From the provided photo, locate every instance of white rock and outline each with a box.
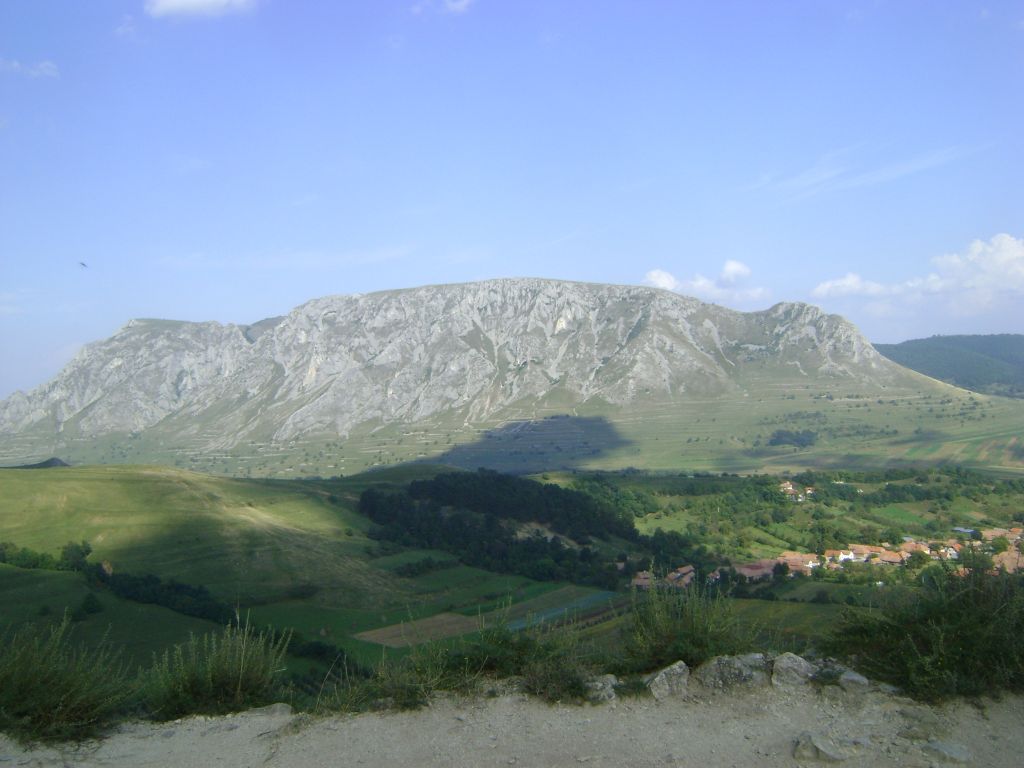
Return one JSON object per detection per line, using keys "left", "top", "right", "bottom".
{"left": 771, "top": 652, "right": 817, "bottom": 688}
{"left": 644, "top": 661, "right": 690, "bottom": 701}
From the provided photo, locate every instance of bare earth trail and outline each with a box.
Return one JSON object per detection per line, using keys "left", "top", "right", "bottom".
{"left": 3, "top": 686, "right": 1021, "bottom": 768}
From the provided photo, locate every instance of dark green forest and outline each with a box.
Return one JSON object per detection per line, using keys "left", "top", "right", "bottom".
{"left": 360, "top": 470, "right": 716, "bottom": 588}
{"left": 876, "top": 334, "right": 1024, "bottom": 398}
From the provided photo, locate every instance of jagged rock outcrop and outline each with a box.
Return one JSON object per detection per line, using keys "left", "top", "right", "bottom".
{"left": 0, "top": 278, "right": 909, "bottom": 464}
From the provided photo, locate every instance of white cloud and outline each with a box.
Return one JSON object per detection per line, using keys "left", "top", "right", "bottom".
{"left": 145, "top": 0, "right": 256, "bottom": 18}
{"left": 644, "top": 269, "right": 680, "bottom": 291}
{"left": 645, "top": 261, "right": 767, "bottom": 305}
{"left": 720, "top": 259, "right": 751, "bottom": 284}
{"left": 812, "top": 273, "right": 893, "bottom": 298}
{"left": 0, "top": 58, "right": 59, "bottom": 78}
{"left": 812, "top": 234, "right": 1024, "bottom": 316}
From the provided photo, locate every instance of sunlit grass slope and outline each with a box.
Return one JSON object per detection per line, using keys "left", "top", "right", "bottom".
{"left": 0, "top": 465, "right": 399, "bottom": 606}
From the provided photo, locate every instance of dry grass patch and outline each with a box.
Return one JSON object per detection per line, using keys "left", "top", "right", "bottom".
{"left": 355, "top": 613, "right": 480, "bottom": 647}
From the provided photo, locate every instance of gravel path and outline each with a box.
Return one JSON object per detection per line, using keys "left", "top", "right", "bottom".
{"left": 2, "top": 686, "right": 1020, "bottom": 767}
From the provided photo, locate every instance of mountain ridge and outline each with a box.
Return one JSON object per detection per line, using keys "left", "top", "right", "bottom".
{"left": 1, "top": 278, "right": 1019, "bottom": 474}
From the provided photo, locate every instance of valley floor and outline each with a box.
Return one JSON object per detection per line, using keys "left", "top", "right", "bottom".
{"left": 4, "top": 685, "right": 1021, "bottom": 768}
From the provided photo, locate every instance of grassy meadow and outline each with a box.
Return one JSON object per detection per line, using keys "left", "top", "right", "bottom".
{"left": 2, "top": 444, "right": 1023, "bottom": 711}
{"left": 0, "top": 464, "right": 616, "bottom": 669}
{"left": 7, "top": 370, "right": 1024, "bottom": 478}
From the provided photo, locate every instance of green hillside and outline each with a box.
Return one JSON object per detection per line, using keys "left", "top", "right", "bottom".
{"left": 0, "top": 563, "right": 221, "bottom": 667}
{"left": 0, "top": 465, "right": 613, "bottom": 666}
{"left": 16, "top": 373, "right": 1024, "bottom": 477}
{"left": 0, "top": 465, "right": 384, "bottom": 606}
{"left": 876, "top": 334, "right": 1024, "bottom": 399}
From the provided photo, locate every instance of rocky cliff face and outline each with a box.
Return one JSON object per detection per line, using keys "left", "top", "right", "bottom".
{"left": 0, "top": 279, "right": 904, "bottom": 459}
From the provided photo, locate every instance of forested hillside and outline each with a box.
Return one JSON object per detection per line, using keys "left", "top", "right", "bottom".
{"left": 876, "top": 334, "right": 1024, "bottom": 398}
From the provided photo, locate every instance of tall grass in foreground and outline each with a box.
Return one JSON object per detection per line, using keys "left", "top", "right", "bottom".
{"left": 316, "top": 616, "right": 592, "bottom": 712}
{"left": 0, "top": 617, "right": 133, "bottom": 743}
{"left": 619, "top": 585, "right": 757, "bottom": 673}
{"left": 144, "top": 618, "right": 291, "bottom": 719}
{"left": 824, "top": 565, "right": 1024, "bottom": 701}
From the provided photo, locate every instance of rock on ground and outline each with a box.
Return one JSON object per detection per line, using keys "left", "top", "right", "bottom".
{"left": 644, "top": 661, "right": 689, "bottom": 701}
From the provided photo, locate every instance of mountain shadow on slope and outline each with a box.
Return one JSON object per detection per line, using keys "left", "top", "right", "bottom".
{"left": 1, "top": 457, "right": 70, "bottom": 469}
{"left": 428, "top": 415, "right": 631, "bottom": 474}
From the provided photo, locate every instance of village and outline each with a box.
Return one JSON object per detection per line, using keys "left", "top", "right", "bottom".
{"left": 631, "top": 480, "right": 1024, "bottom": 589}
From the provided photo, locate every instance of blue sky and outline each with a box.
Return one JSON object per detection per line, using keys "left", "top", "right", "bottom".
{"left": 1, "top": 0, "right": 1023, "bottom": 398}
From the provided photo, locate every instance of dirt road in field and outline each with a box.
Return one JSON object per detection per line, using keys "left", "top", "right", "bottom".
{"left": 4, "top": 682, "right": 1022, "bottom": 768}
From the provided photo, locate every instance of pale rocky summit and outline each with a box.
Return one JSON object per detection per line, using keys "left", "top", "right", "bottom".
{"left": 0, "top": 278, "right": 907, "bottom": 465}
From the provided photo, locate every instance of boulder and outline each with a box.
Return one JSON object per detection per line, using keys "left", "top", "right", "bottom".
{"left": 837, "top": 670, "right": 870, "bottom": 693}
{"left": 242, "top": 703, "right": 294, "bottom": 718}
{"left": 771, "top": 652, "right": 816, "bottom": 688}
{"left": 921, "top": 740, "right": 972, "bottom": 764}
{"left": 644, "top": 661, "right": 690, "bottom": 701}
{"left": 586, "top": 674, "right": 619, "bottom": 704}
{"left": 693, "top": 654, "right": 769, "bottom": 690}
{"left": 793, "top": 731, "right": 849, "bottom": 762}
{"left": 898, "top": 706, "right": 947, "bottom": 741}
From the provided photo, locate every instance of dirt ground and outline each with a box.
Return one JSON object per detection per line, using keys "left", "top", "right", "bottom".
{"left": 3, "top": 682, "right": 1021, "bottom": 768}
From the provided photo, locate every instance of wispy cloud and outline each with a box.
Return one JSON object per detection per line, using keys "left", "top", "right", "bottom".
{"left": 443, "top": 0, "right": 476, "bottom": 13}
{"left": 249, "top": 247, "right": 412, "bottom": 270}
{"left": 812, "top": 233, "right": 1024, "bottom": 317}
{"left": 0, "top": 292, "right": 24, "bottom": 316}
{"left": 145, "top": 0, "right": 256, "bottom": 18}
{"left": 159, "top": 246, "right": 413, "bottom": 272}
{"left": 115, "top": 15, "right": 139, "bottom": 39}
{"left": 645, "top": 260, "right": 768, "bottom": 306}
{"left": 166, "top": 153, "right": 211, "bottom": 176}
{"left": 753, "top": 146, "right": 973, "bottom": 201}
{"left": 412, "top": 0, "right": 477, "bottom": 15}
{"left": 0, "top": 58, "right": 59, "bottom": 78}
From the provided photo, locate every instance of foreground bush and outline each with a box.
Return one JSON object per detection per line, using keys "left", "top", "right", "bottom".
{"left": 318, "top": 618, "right": 592, "bottom": 713}
{"left": 620, "top": 585, "right": 756, "bottom": 673}
{"left": 145, "top": 619, "right": 291, "bottom": 718}
{"left": 0, "top": 617, "right": 132, "bottom": 742}
{"left": 458, "top": 620, "right": 591, "bottom": 702}
{"left": 824, "top": 565, "right": 1024, "bottom": 700}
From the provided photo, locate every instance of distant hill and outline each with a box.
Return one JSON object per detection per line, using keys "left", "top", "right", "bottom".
{"left": 875, "top": 335, "right": 1024, "bottom": 399}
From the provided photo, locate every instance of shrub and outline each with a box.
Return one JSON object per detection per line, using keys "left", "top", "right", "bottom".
{"left": 448, "top": 619, "right": 591, "bottom": 703}
{"left": 0, "top": 617, "right": 133, "bottom": 742}
{"left": 318, "top": 616, "right": 593, "bottom": 713}
{"left": 824, "top": 565, "right": 1024, "bottom": 700}
{"left": 619, "top": 585, "right": 756, "bottom": 673}
{"left": 316, "top": 641, "right": 474, "bottom": 714}
{"left": 144, "top": 618, "right": 291, "bottom": 719}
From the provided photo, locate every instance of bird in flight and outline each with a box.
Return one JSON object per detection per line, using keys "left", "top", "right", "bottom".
{"left": 79, "top": 262, "right": 88, "bottom": 268}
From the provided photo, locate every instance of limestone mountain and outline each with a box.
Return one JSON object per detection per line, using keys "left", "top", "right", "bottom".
{"left": 1, "top": 279, "right": 1015, "bottom": 474}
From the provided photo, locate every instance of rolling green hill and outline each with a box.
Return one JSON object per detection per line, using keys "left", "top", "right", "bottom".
{"left": 876, "top": 334, "right": 1024, "bottom": 399}
{"left": 0, "top": 465, "right": 616, "bottom": 666}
